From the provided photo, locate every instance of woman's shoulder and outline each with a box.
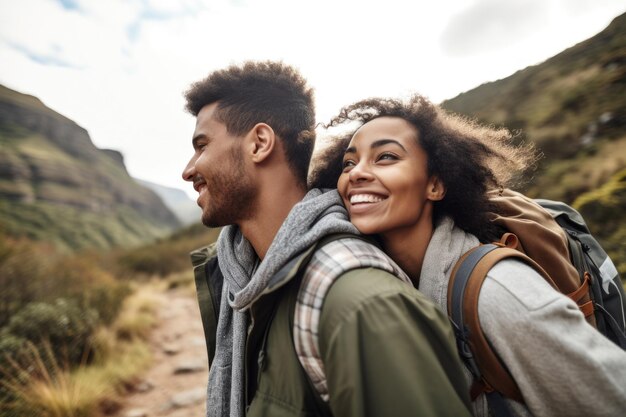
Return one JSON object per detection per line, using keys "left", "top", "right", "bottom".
{"left": 479, "top": 258, "right": 565, "bottom": 313}
{"left": 476, "top": 257, "right": 583, "bottom": 350}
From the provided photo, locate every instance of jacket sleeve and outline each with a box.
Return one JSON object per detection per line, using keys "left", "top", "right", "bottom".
{"left": 479, "top": 259, "right": 626, "bottom": 416}
{"left": 318, "top": 268, "right": 472, "bottom": 417}
{"left": 190, "top": 243, "right": 222, "bottom": 367}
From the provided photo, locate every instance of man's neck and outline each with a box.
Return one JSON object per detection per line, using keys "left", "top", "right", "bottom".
{"left": 239, "top": 184, "right": 307, "bottom": 260}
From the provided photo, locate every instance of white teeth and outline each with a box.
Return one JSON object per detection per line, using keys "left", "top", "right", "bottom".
{"left": 350, "top": 194, "right": 385, "bottom": 204}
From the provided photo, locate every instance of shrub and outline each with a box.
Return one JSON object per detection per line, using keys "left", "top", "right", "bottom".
{"left": 0, "top": 332, "right": 26, "bottom": 366}
{"left": 5, "top": 299, "right": 98, "bottom": 366}
{"left": 0, "top": 236, "right": 54, "bottom": 327}
{"left": 0, "top": 332, "right": 27, "bottom": 401}
{"left": 47, "top": 255, "right": 131, "bottom": 325}
{"left": 116, "top": 224, "right": 219, "bottom": 277}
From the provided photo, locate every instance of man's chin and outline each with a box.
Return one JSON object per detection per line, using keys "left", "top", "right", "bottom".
{"left": 201, "top": 216, "right": 220, "bottom": 228}
{"left": 201, "top": 212, "right": 227, "bottom": 228}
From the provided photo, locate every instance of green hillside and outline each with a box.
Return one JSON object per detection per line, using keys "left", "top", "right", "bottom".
{"left": 0, "top": 84, "right": 181, "bottom": 251}
{"left": 442, "top": 13, "right": 626, "bottom": 274}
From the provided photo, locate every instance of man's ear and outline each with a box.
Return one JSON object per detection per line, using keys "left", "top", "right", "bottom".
{"left": 246, "top": 123, "right": 276, "bottom": 163}
{"left": 427, "top": 176, "right": 446, "bottom": 201}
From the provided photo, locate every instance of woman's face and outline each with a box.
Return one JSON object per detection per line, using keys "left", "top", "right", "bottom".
{"left": 337, "top": 116, "right": 443, "bottom": 237}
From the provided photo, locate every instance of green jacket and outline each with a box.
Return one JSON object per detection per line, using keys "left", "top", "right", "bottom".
{"left": 191, "top": 240, "right": 471, "bottom": 417}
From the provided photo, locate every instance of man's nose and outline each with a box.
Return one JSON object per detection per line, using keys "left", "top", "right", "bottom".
{"left": 182, "top": 157, "right": 197, "bottom": 182}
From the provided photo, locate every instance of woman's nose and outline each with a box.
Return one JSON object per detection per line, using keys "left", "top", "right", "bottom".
{"left": 348, "top": 162, "right": 373, "bottom": 183}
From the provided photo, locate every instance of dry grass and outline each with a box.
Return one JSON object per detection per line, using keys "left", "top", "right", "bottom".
{"left": 112, "top": 286, "right": 161, "bottom": 341}
{"left": 165, "top": 270, "right": 196, "bottom": 297}
{"left": 0, "top": 288, "right": 160, "bottom": 417}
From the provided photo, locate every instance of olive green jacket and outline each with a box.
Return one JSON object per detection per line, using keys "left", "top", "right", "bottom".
{"left": 191, "top": 241, "right": 471, "bottom": 417}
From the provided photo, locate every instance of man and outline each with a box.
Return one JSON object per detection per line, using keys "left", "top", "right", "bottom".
{"left": 182, "top": 61, "right": 471, "bottom": 417}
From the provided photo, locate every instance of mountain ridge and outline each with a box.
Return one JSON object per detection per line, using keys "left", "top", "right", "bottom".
{"left": 0, "top": 84, "right": 181, "bottom": 251}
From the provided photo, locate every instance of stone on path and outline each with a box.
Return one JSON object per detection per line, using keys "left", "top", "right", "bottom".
{"left": 124, "top": 409, "right": 148, "bottom": 417}
{"left": 162, "top": 343, "right": 182, "bottom": 355}
{"left": 166, "top": 387, "right": 206, "bottom": 409}
{"left": 135, "top": 380, "right": 154, "bottom": 393}
{"left": 190, "top": 337, "right": 206, "bottom": 347}
{"left": 173, "top": 358, "right": 206, "bottom": 374}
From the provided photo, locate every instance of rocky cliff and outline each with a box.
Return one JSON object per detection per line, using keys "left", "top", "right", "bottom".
{"left": 0, "top": 84, "right": 181, "bottom": 250}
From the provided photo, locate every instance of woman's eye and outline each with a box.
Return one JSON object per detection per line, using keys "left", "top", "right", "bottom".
{"left": 342, "top": 160, "right": 355, "bottom": 170}
{"left": 377, "top": 152, "right": 398, "bottom": 162}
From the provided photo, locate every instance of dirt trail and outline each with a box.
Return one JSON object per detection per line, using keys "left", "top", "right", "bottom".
{"left": 116, "top": 288, "right": 208, "bottom": 417}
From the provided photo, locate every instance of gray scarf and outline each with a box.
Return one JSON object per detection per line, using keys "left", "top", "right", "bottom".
{"left": 418, "top": 216, "right": 498, "bottom": 417}
{"left": 418, "top": 216, "right": 479, "bottom": 311}
{"left": 207, "top": 188, "right": 358, "bottom": 417}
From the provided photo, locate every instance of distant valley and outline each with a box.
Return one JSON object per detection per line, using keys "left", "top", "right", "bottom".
{"left": 136, "top": 179, "right": 201, "bottom": 226}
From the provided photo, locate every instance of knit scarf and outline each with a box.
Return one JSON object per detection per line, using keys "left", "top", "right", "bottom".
{"left": 418, "top": 216, "right": 495, "bottom": 416}
{"left": 207, "top": 188, "right": 359, "bottom": 417}
{"left": 418, "top": 216, "right": 479, "bottom": 312}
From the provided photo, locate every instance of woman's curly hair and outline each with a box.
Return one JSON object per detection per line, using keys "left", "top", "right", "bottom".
{"left": 309, "top": 94, "right": 538, "bottom": 242}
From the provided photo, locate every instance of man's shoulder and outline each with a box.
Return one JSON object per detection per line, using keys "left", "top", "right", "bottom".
{"left": 300, "top": 235, "right": 413, "bottom": 312}
{"left": 306, "top": 236, "right": 409, "bottom": 281}
{"left": 318, "top": 268, "right": 448, "bottom": 351}
{"left": 324, "top": 267, "right": 422, "bottom": 311}
{"left": 190, "top": 241, "right": 218, "bottom": 267}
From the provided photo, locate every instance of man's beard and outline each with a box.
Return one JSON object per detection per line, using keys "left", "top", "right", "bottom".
{"left": 201, "top": 150, "right": 257, "bottom": 228}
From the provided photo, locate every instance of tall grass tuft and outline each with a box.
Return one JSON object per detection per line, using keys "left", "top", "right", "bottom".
{"left": 113, "top": 286, "right": 160, "bottom": 341}
{"left": 1, "top": 341, "right": 105, "bottom": 417}
{"left": 0, "top": 290, "right": 157, "bottom": 417}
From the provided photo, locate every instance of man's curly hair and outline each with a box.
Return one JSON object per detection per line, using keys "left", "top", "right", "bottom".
{"left": 309, "top": 95, "right": 538, "bottom": 242}
{"left": 185, "top": 61, "right": 316, "bottom": 185}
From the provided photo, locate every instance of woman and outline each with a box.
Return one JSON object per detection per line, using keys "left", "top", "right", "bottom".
{"left": 309, "top": 95, "right": 626, "bottom": 417}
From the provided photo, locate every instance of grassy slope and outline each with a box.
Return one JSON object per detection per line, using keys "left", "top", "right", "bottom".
{"left": 443, "top": 13, "right": 626, "bottom": 202}
{"left": 0, "top": 89, "right": 180, "bottom": 251}
{"left": 0, "top": 84, "right": 66, "bottom": 120}
{"left": 442, "top": 13, "right": 626, "bottom": 274}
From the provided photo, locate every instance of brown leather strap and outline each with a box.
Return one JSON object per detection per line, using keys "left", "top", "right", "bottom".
{"left": 462, "top": 247, "right": 556, "bottom": 404}
{"left": 579, "top": 300, "right": 595, "bottom": 317}
{"left": 565, "top": 272, "right": 595, "bottom": 317}
{"left": 498, "top": 233, "right": 520, "bottom": 250}
{"left": 567, "top": 272, "right": 590, "bottom": 303}
{"left": 470, "top": 379, "right": 493, "bottom": 400}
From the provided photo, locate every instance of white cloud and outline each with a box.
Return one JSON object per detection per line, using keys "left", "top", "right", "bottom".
{"left": 440, "top": 0, "right": 549, "bottom": 56}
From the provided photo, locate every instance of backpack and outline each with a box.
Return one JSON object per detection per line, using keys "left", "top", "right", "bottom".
{"left": 447, "top": 189, "right": 626, "bottom": 415}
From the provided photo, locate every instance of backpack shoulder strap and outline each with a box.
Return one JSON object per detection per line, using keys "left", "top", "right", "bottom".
{"left": 448, "top": 243, "right": 557, "bottom": 405}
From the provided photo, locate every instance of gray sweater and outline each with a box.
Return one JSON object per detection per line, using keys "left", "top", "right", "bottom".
{"left": 420, "top": 217, "right": 626, "bottom": 417}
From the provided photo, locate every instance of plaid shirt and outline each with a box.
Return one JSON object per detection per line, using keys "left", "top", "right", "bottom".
{"left": 293, "top": 237, "right": 411, "bottom": 401}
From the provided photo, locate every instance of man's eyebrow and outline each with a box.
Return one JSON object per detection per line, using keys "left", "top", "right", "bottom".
{"left": 344, "top": 139, "right": 406, "bottom": 155}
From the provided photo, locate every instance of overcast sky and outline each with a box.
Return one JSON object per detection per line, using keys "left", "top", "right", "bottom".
{"left": 1, "top": 0, "right": 625, "bottom": 198}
